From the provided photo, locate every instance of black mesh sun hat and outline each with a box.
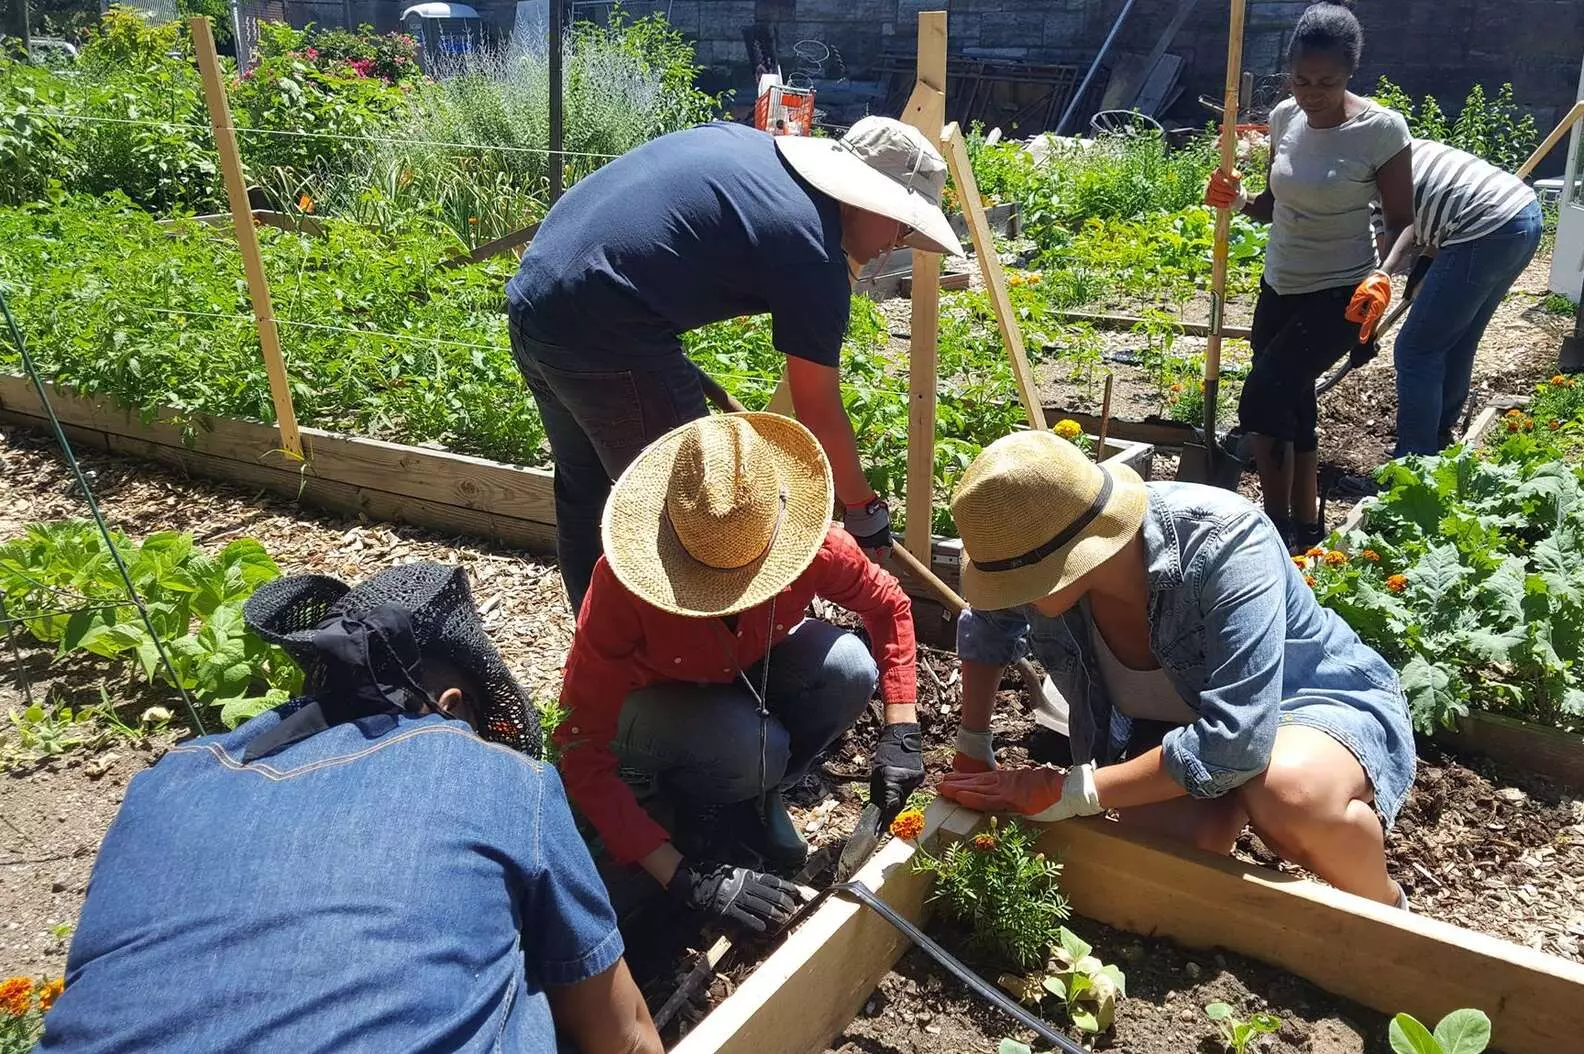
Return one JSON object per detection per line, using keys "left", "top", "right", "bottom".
{"left": 243, "top": 562, "right": 540, "bottom": 757}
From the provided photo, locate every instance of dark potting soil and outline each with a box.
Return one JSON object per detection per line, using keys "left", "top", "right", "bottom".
{"left": 829, "top": 916, "right": 1394, "bottom": 1054}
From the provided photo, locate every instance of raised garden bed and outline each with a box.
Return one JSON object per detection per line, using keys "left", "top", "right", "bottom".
{"left": 674, "top": 802, "right": 1584, "bottom": 1054}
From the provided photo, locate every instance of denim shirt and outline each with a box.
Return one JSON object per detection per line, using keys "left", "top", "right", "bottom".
{"left": 42, "top": 704, "right": 622, "bottom": 1054}
{"left": 959, "top": 483, "right": 1412, "bottom": 807}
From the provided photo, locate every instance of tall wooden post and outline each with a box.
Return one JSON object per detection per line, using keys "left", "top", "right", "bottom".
{"left": 191, "top": 16, "right": 303, "bottom": 459}
{"left": 548, "top": 0, "right": 565, "bottom": 203}
{"left": 1201, "top": 0, "right": 1247, "bottom": 461}
{"left": 900, "top": 11, "right": 947, "bottom": 561}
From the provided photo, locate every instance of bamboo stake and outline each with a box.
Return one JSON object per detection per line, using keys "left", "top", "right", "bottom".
{"left": 1201, "top": 0, "right": 1247, "bottom": 460}
{"left": 191, "top": 16, "right": 303, "bottom": 459}
{"left": 1094, "top": 373, "right": 1113, "bottom": 462}
{"left": 1516, "top": 99, "right": 1584, "bottom": 181}
{"left": 900, "top": 11, "right": 948, "bottom": 561}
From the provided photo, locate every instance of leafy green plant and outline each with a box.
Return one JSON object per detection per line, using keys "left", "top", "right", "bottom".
{"left": 0, "top": 521, "right": 300, "bottom": 720}
{"left": 999, "top": 927, "right": 1126, "bottom": 1039}
{"left": 1543, "top": 293, "right": 1578, "bottom": 317}
{"left": 1205, "top": 1002, "right": 1281, "bottom": 1054}
{"left": 996, "top": 1041, "right": 1032, "bottom": 1054}
{"left": 1388, "top": 1008, "right": 1491, "bottom": 1054}
{"left": 914, "top": 816, "right": 1069, "bottom": 968}
{"left": 1373, "top": 77, "right": 1537, "bottom": 169}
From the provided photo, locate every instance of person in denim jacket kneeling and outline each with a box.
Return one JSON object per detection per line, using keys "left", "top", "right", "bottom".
{"left": 939, "top": 431, "right": 1415, "bottom": 908}
{"left": 38, "top": 563, "right": 660, "bottom": 1054}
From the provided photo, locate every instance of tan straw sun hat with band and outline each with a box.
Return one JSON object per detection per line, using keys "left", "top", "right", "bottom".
{"left": 953, "top": 430, "right": 1149, "bottom": 611}
{"left": 602, "top": 413, "right": 835, "bottom": 618}
{"left": 775, "top": 116, "right": 965, "bottom": 260}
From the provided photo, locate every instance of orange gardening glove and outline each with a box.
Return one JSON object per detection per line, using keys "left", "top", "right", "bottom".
{"left": 1203, "top": 168, "right": 1247, "bottom": 211}
{"left": 1345, "top": 271, "right": 1393, "bottom": 342}
{"left": 939, "top": 764, "right": 1101, "bottom": 822}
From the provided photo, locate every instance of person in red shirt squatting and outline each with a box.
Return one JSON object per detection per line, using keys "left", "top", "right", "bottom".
{"left": 555, "top": 412, "right": 921, "bottom": 934}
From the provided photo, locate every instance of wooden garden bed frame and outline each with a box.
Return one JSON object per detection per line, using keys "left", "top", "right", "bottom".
{"left": 676, "top": 799, "right": 1584, "bottom": 1054}
{"left": 1332, "top": 394, "right": 1584, "bottom": 791}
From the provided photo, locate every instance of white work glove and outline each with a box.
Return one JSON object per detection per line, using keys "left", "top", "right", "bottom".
{"left": 952, "top": 726, "right": 999, "bottom": 773}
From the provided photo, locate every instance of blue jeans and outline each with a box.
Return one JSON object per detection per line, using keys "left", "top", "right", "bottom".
{"left": 509, "top": 316, "right": 708, "bottom": 612}
{"left": 613, "top": 620, "right": 877, "bottom": 803}
{"left": 1393, "top": 201, "right": 1543, "bottom": 456}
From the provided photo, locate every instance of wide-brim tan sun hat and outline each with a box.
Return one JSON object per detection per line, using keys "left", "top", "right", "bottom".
{"left": 953, "top": 430, "right": 1149, "bottom": 611}
{"left": 602, "top": 412, "right": 835, "bottom": 618}
{"left": 776, "top": 115, "right": 965, "bottom": 258}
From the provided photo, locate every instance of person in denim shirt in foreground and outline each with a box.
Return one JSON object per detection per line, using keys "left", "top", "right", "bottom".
{"left": 38, "top": 562, "right": 660, "bottom": 1054}
{"left": 939, "top": 431, "right": 1416, "bottom": 908}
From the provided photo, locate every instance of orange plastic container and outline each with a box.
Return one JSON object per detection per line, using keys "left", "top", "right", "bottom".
{"left": 754, "top": 85, "right": 816, "bottom": 137}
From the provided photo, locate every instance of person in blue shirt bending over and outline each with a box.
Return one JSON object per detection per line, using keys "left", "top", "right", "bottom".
{"left": 38, "top": 562, "right": 661, "bottom": 1054}
{"left": 939, "top": 431, "right": 1417, "bottom": 909}
{"left": 506, "top": 116, "right": 964, "bottom": 613}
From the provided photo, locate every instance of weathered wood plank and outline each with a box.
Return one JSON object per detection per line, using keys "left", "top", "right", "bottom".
{"left": 1041, "top": 818, "right": 1584, "bottom": 1054}
{"left": 1435, "top": 708, "right": 1584, "bottom": 792}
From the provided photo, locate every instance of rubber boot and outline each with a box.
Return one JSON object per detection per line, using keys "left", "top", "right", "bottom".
{"left": 731, "top": 791, "right": 808, "bottom": 874}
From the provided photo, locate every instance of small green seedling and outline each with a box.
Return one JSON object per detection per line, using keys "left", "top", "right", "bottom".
{"left": 997, "top": 1041, "right": 1032, "bottom": 1054}
{"left": 1205, "top": 1002, "right": 1281, "bottom": 1054}
{"left": 1042, "top": 927, "right": 1127, "bottom": 1034}
{"left": 1388, "top": 1008, "right": 1491, "bottom": 1054}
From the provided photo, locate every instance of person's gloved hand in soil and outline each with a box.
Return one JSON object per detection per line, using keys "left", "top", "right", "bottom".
{"left": 667, "top": 859, "right": 799, "bottom": 933}
{"left": 1345, "top": 271, "right": 1392, "bottom": 342}
{"left": 870, "top": 721, "right": 924, "bottom": 828}
{"left": 939, "top": 763, "right": 1102, "bottom": 823}
{"left": 843, "top": 496, "right": 893, "bottom": 558}
{"left": 951, "top": 725, "right": 998, "bottom": 774}
{"left": 1203, "top": 168, "right": 1248, "bottom": 212}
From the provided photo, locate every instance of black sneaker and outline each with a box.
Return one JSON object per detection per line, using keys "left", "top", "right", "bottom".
{"left": 1331, "top": 473, "right": 1380, "bottom": 500}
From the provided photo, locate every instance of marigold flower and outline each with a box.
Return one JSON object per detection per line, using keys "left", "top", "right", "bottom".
{"left": 1506, "top": 407, "right": 1524, "bottom": 417}
{"left": 1362, "top": 549, "right": 1380, "bottom": 562}
{"left": 889, "top": 808, "right": 926, "bottom": 841}
{"left": 1386, "top": 574, "right": 1408, "bottom": 593}
{"left": 1291, "top": 555, "right": 1308, "bottom": 569}
{"left": 1305, "top": 546, "right": 1326, "bottom": 558}
{"left": 1304, "top": 574, "right": 1317, "bottom": 588}
{"left": 971, "top": 832, "right": 998, "bottom": 852}
{"left": 297, "top": 193, "right": 314, "bottom": 214}
{"left": 1550, "top": 419, "right": 1562, "bottom": 431}
{"left": 1324, "top": 550, "right": 1348, "bottom": 567}
{"left": 0, "top": 977, "right": 33, "bottom": 1017}
{"left": 1550, "top": 374, "right": 1570, "bottom": 386}
{"left": 1170, "top": 383, "right": 1184, "bottom": 393}
{"left": 38, "top": 978, "right": 63, "bottom": 1013}
{"left": 468, "top": 216, "right": 479, "bottom": 225}
{"left": 1053, "top": 419, "right": 1083, "bottom": 441}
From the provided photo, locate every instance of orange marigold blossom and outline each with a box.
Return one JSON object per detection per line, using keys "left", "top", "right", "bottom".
{"left": 1323, "top": 550, "right": 1347, "bottom": 567}
{"left": 0, "top": 977, "right": 32, "bottom": 1017}
{"left": 297, "top": 193, "right": 314, "bottom": 214}
{"left": 1550, "top": 374, "right": 1572, "bottom": 387}
{"left": 1506, "top": 407, "right": 1523, "bottom": 417}
{"left": 38, "top": 978, "right": 63, "bottom": 1012}
{"left": 1291, "top": 555, "right": 1307, "bottom": 569}
{"left": 1386, "top": 574, "right": 1408, "bottom": 593}
{"left": 1305, "top": 546, "right": 1326, "bottom": 558}
{"left": 1362, "top": 549, "right": 1380, "bottom": 562}
{"left": 1304, "top": 575, "right": 1317, "bottom": 588}
{"left": 970, "top": 833, "right": 998, "bottom": 852}
{"left": 889, "top": 808, "right": 926, "bottom": 841}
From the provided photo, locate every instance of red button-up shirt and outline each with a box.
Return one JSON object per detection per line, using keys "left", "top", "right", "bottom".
{"left": 555, "top": 525, "right": 916, "bottom": 864}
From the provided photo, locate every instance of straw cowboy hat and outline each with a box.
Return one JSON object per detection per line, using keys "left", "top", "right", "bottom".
{"left": 602, "top": 412, "right": 835, "bottom": 618}
{"left": 776, "top": 115, "right": 965, "bottom": 259}
{"left": 952, "top": 431, "right": 1149, "bottom": 611}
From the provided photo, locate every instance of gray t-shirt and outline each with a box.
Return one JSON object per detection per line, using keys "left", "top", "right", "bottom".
{"left": 1263, "top": 97, "right": 1411, "bottom": 295}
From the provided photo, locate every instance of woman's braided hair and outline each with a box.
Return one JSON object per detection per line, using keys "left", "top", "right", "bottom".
{"left": 1289, "top": 0, "right": 1363, "bottom": 73}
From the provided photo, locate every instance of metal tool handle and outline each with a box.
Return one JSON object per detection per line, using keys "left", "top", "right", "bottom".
{"left": 836, "top": 879, "right": 1084, "bottom": 1053}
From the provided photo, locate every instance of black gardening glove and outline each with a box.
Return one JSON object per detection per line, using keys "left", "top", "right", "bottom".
{"left": 869, "top": 721, "right": 924, "bottom": 829}
{"left": 843, "top": 496, "right": 893, "bottom": 555}
{"left": 667, "top": 860, "right": 799, "bottom": 933}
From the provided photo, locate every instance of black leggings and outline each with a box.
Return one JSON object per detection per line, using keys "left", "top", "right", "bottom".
{"left": 1236, "top": 280, "right": 1361, "bottom": 453}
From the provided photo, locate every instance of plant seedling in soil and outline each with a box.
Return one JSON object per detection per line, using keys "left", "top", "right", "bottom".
{"left": 999, "top": 927, "right": 1126, "bottom": 1041}
{"left": 913, "top": 816, "right": 1069, "bottom": 968}
{"left": 1205, "top": 1001, "right": 1281, "bottom": 1054}
{"left": 998, "top": 1041, "right": 1032, "bottom": 1054}
{"left": 1388, "top": 1008, "right": 1491, "bottom": 1054}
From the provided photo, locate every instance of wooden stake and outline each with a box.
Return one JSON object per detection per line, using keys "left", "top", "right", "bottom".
{"left": 1201, "top": 0, "right": 1246, "bottom": 457}
{"left": 1516, "top": 99, "right": 1584, "bottom": 180}
{"left": 191, "top": 16, "right": 302, "bottom": 459}
{"left": 900, "top": 11, "right": 948, "bottom": 560}
{"left": 1094, "top": 372, "right": 1113, "bottom": 462}
{"left": 940, "top": 122, "right": 1046, "bottom": 432}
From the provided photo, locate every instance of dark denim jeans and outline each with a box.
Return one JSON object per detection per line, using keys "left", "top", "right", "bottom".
{"left": 1393, "top": 200, "right": 1543, "bottom": 456}
{"left": 509, "top": 317, "right": 708, "bottom": 612}
{"left": 612, "top": 620, "right": 877, "bottom": 804}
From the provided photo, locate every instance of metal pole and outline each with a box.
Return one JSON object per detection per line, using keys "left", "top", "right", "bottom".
{"left": 1056, "top": 0, "right": 1138, "bottom": 135}
{"left": 548, "top": 0, "right": 565, "bottom": 203}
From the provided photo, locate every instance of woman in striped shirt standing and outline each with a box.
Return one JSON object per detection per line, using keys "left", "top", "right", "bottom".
{"left": 1376, "top": 140, "right": 1542, "bottom": 455}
